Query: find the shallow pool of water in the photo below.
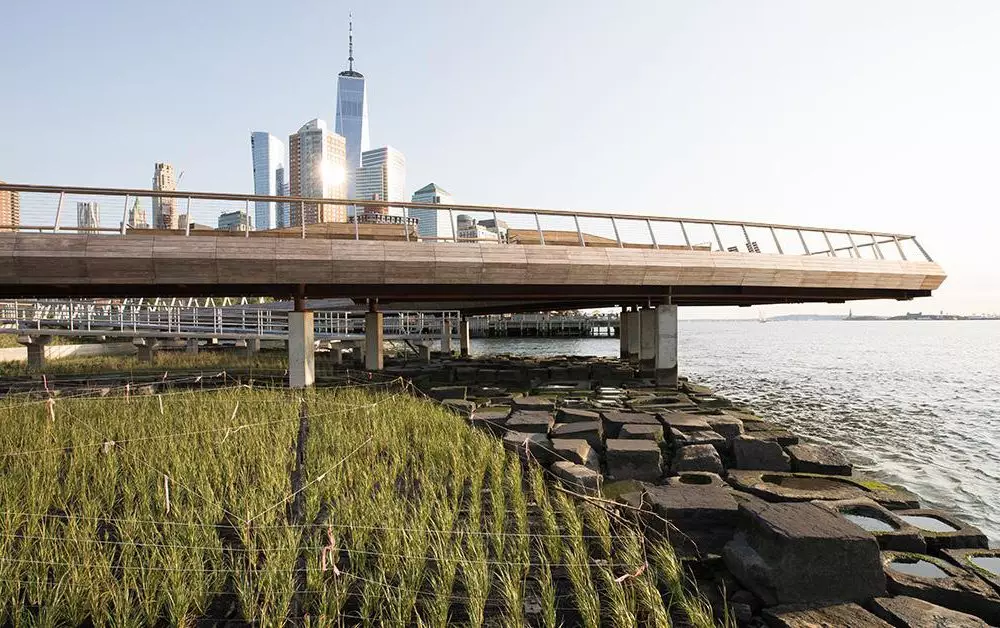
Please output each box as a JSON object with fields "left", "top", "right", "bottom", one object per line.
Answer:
{"left": 970, "top": 555, "right": 1000, "bottom": 576}
{"left": 888, "top": 558, "right": 950, "bottom": 579}
{"left": 899, "top": 514, "right": 959, "bottom": 532}
{"left": 842, "top": 512, "right": 896, "bottom": 532}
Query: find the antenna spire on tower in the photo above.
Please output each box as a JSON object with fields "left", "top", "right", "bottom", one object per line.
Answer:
{"left": 348, "top": 13, "right": 354, "bottom": 72}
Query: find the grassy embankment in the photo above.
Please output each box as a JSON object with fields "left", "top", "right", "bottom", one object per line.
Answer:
{"left": 0, "top": 351, "right": 290, "bottom": 378}
{"left": 0, "top": 384, "right": 721, "bottom": 626}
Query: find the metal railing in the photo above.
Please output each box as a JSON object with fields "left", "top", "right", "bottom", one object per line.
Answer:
{"left": 0, "top": 300, "right": 460, "bottom": 342}
{"left": 0, "top": 183, "right": 933, "bottom": 262}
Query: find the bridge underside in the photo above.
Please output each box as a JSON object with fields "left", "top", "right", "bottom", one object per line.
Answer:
{"left": 0, "top": 234, "right": 945, "bottom": 309}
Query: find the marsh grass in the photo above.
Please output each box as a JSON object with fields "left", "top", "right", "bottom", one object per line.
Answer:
{"left": 0, "top": 381, "right": 722, "bottom": 625}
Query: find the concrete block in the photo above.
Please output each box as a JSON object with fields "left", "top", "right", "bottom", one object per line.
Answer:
{"left": 787, "top": 443, "right": 853, "bottom": 475}
{"left": 732, "top": 435, "right": 791, "bottom": 471}
{"left": 605, "top": 439, "right": 662, "bottom": 482}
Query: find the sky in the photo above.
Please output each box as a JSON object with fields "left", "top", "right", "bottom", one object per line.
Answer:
{"left": 2, "top": 0, "right": 998, "bottom": 317}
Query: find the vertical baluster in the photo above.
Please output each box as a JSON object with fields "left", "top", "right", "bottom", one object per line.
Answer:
{"left": 711, "top": 223, "right": 724, "bottom": 252}
{"left": 575, "top": 215, "right": 586, "bottom": 247}
{"left": 647, "top": 219, "right": 659, "bottom": 250}
{"left": 611, "top": 217, "right": 623, "bottom": 248}
{"left": 770, "top": 227, "right": 784, "bottom": 254}
{"left": 822, "top": 231, "right": 836, "bottom": 257}
{"left": 679, "top": 221, "right": 692, "bottom": 250}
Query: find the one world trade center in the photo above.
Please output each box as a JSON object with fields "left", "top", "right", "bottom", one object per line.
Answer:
{"left": 335, "top": 15, "right": 370, "bottom": 206}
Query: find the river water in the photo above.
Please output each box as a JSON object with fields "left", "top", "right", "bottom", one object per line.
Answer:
{"left": 471, "top": 321, "right": 1000, "bottom": 545}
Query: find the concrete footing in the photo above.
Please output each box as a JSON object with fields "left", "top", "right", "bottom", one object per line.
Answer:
{"left": 133, "top": 338, "right": 158, "bottom": 365}
{"left": 288, "top": 311, "right": 315, "bottom": 388}
{"left": 441, "top": 319, "right": 453, "bottom": 355}
{"left": 639, "top": 308, "right": 656, "bottom": 372}
{"left": 655, "top": 304, "right": 678, "bottom": 387}
{"left": 365, "top": 311, "right": 384, "bottom": 370}
{"left": 18, "top": 335, "right": 51, "bottom": 371}
{"left": 625, "top": 310, "right": 640, "bottom": 362}
{"left": 185, "top": 338, "right": 199, "bottom": 354}
{"left": 619, "top": 307, "right": 630, "bottom": 359}
{"left": 417, "top": 343, "right": 432, "bottom": 363}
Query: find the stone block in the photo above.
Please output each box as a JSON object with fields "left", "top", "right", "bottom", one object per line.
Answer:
{"left": 815, "top": 498, "right": 926, "bottom": 553}
{"left": 704, "top": 414, "right": 745, "bottom": 441}
{"left": 605, "top": 439, "right": 662, "bottom": 482}
{"left": 723, "top": 500, "right": 886, "bottom": 606}
{"left": 665, "top": 471, "right": 726, "bottom": 488}
{"left": 502, "top": 431, "right": 555, "bottom": 466}
{"left": 601, "top": 411, "right": 659, "bottom": 438}
{"left": 505, "top": 410, "right": 554, "bottom": 434}
{"left": 550, "top": 438, "right": 600, "bottom": 470}
{"left": 749, "top": 429, "right": 800, "bottom": 446}
{"left": 728, "top": 470, "right": 920, "bottom": 509}
{"left": 658, "top": 412, "right": 712, "bottom": 433}
{"left": 550, "top": 421, "right": 603, "bottom": 452}
{"left": 644, "top": 483, "right": 739, "bottom": 556}
{"left": 671, "top": 444, "right": 724, "bottom": 475}
{"left": 732, "top": 435, "right": 791, "bottom": 471}
{"left": 511, "top": 396, "right": 556, "bottom": 412}
{"left": 619, "top": 423, "right": 664, "bottom": 442}
{"left": 469, "top": 407, "right": 511, "bottom": 436}
{"left": 496, "top": 369, "right": 523, "bottom": 384}
{"left": 669, "top": 428, "right": 726, "bottom": 451}
{"left": 942, "top": 549, "right": 1000, "bottom": 596}
{"left": 428, "top": 385, "right": 466, "bottom": 401}
{"left": 551, "top": 461, "right": 603, "bottom": 496}
{"left": 556, "top": 407, "right": 600, "bottom": 423}
{"left": 454, "top": 366, "right": 478, "bottom": 381}
{"left": 893, "top": 509, "right": 989, "bottom": 553}
{"left": 869, "top": 595, "right": 990, "bottom": 628}
{"left": 764, "top": 603, "right": 892, "bottom": 627}
{"left": 442, "top": 398, "right": 475, "bottom": 418}
{"left": 787, "top": 443, "right": 853, "bottom": 475}
{"left": 881, "top": 551, "right": 1000, "bottom": 624}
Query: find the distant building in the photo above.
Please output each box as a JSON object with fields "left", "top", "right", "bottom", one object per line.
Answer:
{"left": 335, "top": 15, "right": 370, "bottom": 202}
{"left": 288, "top": 119, "right": 348, "bottom": 226}
{"left": 152, "top": 162, "right": 178, "bottom": 229}
{"left": 218, "top": 210, "right": 251, "bottom": 231}
{"left": 250, "top": 132, "right": 289, "bottom": 230}
{"left": 77, "top": 202, "right": 100, "bottom": 231}
{"left": 456, "top": 214, "right": 508, "bottom": 243}
{"left": 0, "top": 181, "right": 19, "bottom": 230}
{"left": 124, "top": 198, "right": 149, "bottom": 230}
{"left": 350, "top": 193, "right": 419, "bottom": 230}
{"left": 411, "top": 183, "right": 454, "bottom": 241}
{"left": 356, "top": 146, "right": 406, "bottom": 216}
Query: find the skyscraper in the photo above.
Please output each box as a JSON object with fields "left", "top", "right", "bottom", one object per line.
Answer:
{"left": 356, "top": 146, "right": 406, "bottom": 214}
{"left": 411, "top": 183, "right": 454, "bottom": 241}
{"left": 0, "top": 181, "right": 19, "bottom": 230}
{"left": 124, "top": 198, "right": 149, "bottom": 229}
{"left": 250, "top": 132, "right": 289, "bottom": 230}
{"left": 152, "top": 162, "right": 178, "bottom": 229}
{"left": 335, "top": 15, "right": 370, "bottom": 201}
{"left": 288, "top": 119, "right": 348, "bottom": 226}
{"left": 218, "top": 210, "right": 251, "bottom": 231}
{"left": 77, "top": 201, "right": 100, "bottom": 231}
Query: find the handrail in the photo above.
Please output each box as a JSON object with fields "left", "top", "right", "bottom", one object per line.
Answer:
{"left": 0, "top": 182, "right": 919, "bottom": 240}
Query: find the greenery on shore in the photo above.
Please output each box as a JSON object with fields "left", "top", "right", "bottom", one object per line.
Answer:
{"left": 0, "top": 384, "right": 720, "bottom": 626}
{"left": 0, "top": 350, "right": 289, "bottom": 378}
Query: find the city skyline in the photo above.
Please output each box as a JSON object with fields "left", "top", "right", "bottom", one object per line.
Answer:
{"left": 335, "top": 14, "right": 371, "bottom": 204}
{"left": 250, "top": 131, "right": 289, "bottom": 229}
{"left": 76, "top": 201, "right": 100, "bottom": 230}
{"left": 288, "top": 118, "right": 348, "bottom": 226}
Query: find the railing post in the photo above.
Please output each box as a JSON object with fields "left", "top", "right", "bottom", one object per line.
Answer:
{"left": 911, "top": 237, "right": 932, "bottom": 262}
{"left": 354, "top": 212, "right": 360, "bottom": 240}
{"left": 797, "top": 229, "right": 810, "bottom": 254}
{"left": 711, "top": 223, "right": 724, "bottom": 252}
{"left": 574, "top": 215, "right": 586, "bottom": 247}
{"left": 53, "top": 191, "right": 65, "bottom": 232}
{"left": 449, "top": 208, "right": 457, "bottom": 243}
{"left": 610, "top": 217, "right": 623, "bottom": 248}
{"left": 245, "top": 200, "right": 251, "bottom": 238}
{"left": 646, "top": 219, "right": 659, "bottom": 250}
{"left": 493, "top": 210, "right": 503, "bottom": 244}
{"left": 846, "top": 232, "right": 860, "bottom": 258}
{"left": 120, "top": 194, "right": 131, "bottom": 235}
{"left": 822, "top": 231, "right": 837, "bottom": 257}
{"left": 869, "top": 234, "right": 885, "bottom": 260}
{"left": 184, "top": 197, "right": 192, "bottom": 236}
{"left": 679, "top": 221, "right": 692, "bottom": 250}
{"left": 769, "top": 227, "right": 784, "bottom": 254}
{"left": 893, "top": 236, "right": 907, "bottom": 261}
{"left": 534, "top": 212, "right": 546, "bottom": 245}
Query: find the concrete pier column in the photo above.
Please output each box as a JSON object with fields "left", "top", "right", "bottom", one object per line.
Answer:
{"left": 134, "top": 338, "right": 158, "bottom": 365}
{"left": 459, "top": 318, "right": 471, "bottom": 358}
{"left": 625, "top": 309, "right": 641, "bottom": 363}
{"left": 246, "top": 337, "right": 261, "bottom": 355}
{"left": 417, "top": 343, "right": 432, "bottom": 363}
{"left": 619, "top": 307, "right": 630, "bottom": 359}
{"left": 185, "top": 338, "right": 199, "bottom": 354}
{"left": 655, "top": 304, "right": 679, "bottom": 388}
{"left": 441, "top": 319, "right": 453, "bottom": 356}
{"left": 288, "top": 311, "right": 315, "bottom": 389}
{"left": 18, "top": 336, "right": 50, "bottom": 371}
{"left": 365, "top": 311, "right": 384, "bottom": 371}
{"left": 639, "top": 308, "right": 657, "bottom": 374}
{"left": 330, "top": 342, "right": 343, "bottom": 365}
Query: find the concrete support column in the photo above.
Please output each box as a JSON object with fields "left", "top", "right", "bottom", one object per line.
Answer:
{"left": 134, "top": 338, "right": 158, "bottom": 365}
{"left": 365, "top": 311, "right": 384, "bottom": 371}
{"left": 619, "top": 307, "right": 630, "bottom": 359}
{"left": 417, "top": 343, "right": 432, "bottom": 363}
{"left": 639, "top": 308, "right": 657, "bottom": 374}
{"left": 288, "top": 311, "right": 315, "bottom": 389}
{"left": 245, "top": 337, "right": 261, "bottom": 355}
{"left": 625, "top": 309, "right": 641, "bottom": 363}
{"left": 441, "top": 319, "right": 453, "bottom": 355}
{"left": 655, "top": 304, "right": 679, "bottom": 388}
{"left": 18, "top": 336, "right": 50, "bottom": 371}
{"left": 330, "top": 342, "right": 343, "bottom": 365}
{"left": 459, "top": 318, "right": 471, "bottom": 358}
{"left": 185, "top": 338, "right": 199, "bottom": 354}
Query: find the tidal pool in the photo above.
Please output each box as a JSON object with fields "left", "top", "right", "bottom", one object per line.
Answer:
{"left": 888, "top": 558, "right": 950, "bottom": 579}
{"left": 899, "top": 514, "right": 959, "bottom": 533}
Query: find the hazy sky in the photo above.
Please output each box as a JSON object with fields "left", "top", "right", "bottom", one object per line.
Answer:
{"left": 2, "top": 1, "right": 998, "bottom": 317}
